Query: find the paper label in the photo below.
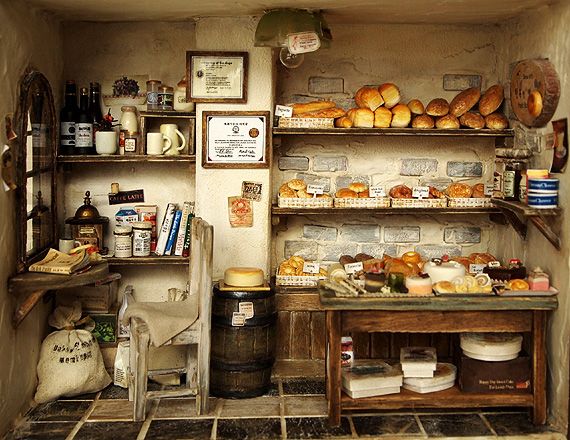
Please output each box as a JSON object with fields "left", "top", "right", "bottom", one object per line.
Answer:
{"left": 412, "top": 186, "right": 430, "bottom": 199}
{"left": 238, "top": 302, "right": 254, "bottom": 319}
{"left": 231, "top": 312, "right": 246, "bottom": 326}
{"left": 275, "top": 105, "right": 293, "bottom": 118}
{"left": 306, "top": 184, "right": 324, "bottom": 195}
{"left": 287, "top": 32, "right": 321, "bottom": 54}
{"left": 369, "top": 186, "right": 386, "bottom": 198}
{"left": 303, "top": 262, "right": 320, "bottom": 274}
{"left": 242, "top": 181, "right": 263, "bottom": 201}
{"left": 484, "top": 184, "right": 494, "bottom": 196}
{"left": 228, "top": 196, "right": 253, "bottom": 228}
{"left": 488, "top": 261, "right": 501, "bottom": 268}
{"left": 469, "top": 264, "right": 486, "bottom": 274}
{"left": 344, "top": 262, "right": 363, "bottom": 274}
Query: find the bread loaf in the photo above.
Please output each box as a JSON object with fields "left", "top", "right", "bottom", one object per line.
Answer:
{"left": 348, "top": 108, "right": 374, "bottom": 128}
{"left": 412, "top": 114, "right": 434, "bottom": 129}
{"left": 355, "top": 86, "right": 384, "bottom": 111}
{"left": 479, "top": 84, "right": 504, "bottom": 116}
{"left": 378, "top": 83, "right": 401, "bottom": 108}
{"left": 459, "top": 111, "right": 485, "bottom": 129}
{"left": 450, "top": 87, "right": 481, "bottom": 117}
{"left": 485, "top": 113, "right": 509, "bottom": 129}
{"left": 298, "top": 107, "right": 346, "bottom": 118}
{"left": 408, "top": 99, "right": 425, "bottom": 115}
{"left": 472, "top": 183, "right": 485, "bottom": 198}
{"left": 390, "top": 103, "right": 411, "bottom": 128}
{"left": 349, "top": 182, "right": 367, "bottom": 193}
{"left": 426, "top": 98, "right": 450, "bottom": 117}
{"left": 287, "top": 179, "right": 306, "bottom": 191}
{"left": 335, "top": 188, "right": 358, "bottom": 198}
{"left": 435, "top": 114, "right": 460, "bottom": 129}
{"left": 373, "top": 107, "right": 392, "bottom": 128}
{"left": 358, "top": 189, "right": 370, "bottom": 198}
{"left": 389, "top": 184, "right": 413, "bottom": 198}
{"left": 292, "top": 101, "right": 336, "bottom": 116}
{"left": 446, "top": 183, "right": 473, "bottom": 198}
{"left": 335, "top": 116, "right": 353, "bottom": 128}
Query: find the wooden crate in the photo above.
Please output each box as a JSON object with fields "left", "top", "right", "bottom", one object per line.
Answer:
{"left": 55, "top": 279, "right": 118, "bottom": 313}
{"left": 139, "top": 110, "right": 196, "bottom": 155}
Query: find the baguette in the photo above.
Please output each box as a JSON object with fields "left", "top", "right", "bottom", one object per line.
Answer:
{"left": 297, "top": 107, "right": 346, "bottom": 118}
{"left": 291, "top": 101, "right": 336, "bottom": 116}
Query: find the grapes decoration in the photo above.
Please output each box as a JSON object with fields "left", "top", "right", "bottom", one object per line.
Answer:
{"left": 112, "top": 76, "right": 140, "bottom": 97}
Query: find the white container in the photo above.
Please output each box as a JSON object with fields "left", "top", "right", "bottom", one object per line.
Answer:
{"left": 114, "top": 225, "right": 133, "bottom": 258}
{"left": 95, "top": 131, "right": 117, "bottom": 155}
{"left": 132, "top": 221, "right": 152, "bottom": 257}
{"left": 173, "top": 78, "right": 195, "bottom": 112}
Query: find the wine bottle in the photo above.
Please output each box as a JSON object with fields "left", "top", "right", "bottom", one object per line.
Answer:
{"left": 59, "top": 80, "right": 78, "bottom": 155}
{"left": 75, "top": 87, "right": 94, "bottom": 155}
{"left": 89, "top": 82, "right": 104, "bottom": 148}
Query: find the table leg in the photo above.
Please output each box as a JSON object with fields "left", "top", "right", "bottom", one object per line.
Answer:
{"left": 326, "top": 310, "right": 342, "bottom": 426}
{"left": 532, "top": 311, "right": 547, "bottom": 425}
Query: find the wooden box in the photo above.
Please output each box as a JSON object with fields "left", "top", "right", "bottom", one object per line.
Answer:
{"left": 89, "top": 303, "right": 119, "bottom": 344}
{"left": 139, "top": 110, "right": 195, "bottom": 155}
{"left": 458, "top": 353, "right": 531, "bottom": 393}
{"left": 56, "top": 280, "right": 118, "bottom": 313}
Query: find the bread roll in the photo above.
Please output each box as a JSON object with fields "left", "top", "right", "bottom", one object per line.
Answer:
{"left": 349, "top": 182, "right": 368, "bottom": 193}
{"left": 335, "top": 188, "right": 358, "bottom": 198}
{"left": 334, "top": 116, "right": 353, "bottom": 128}
{"left": 426, "top": 98, "right": 450, "bottom": 117}
{"left": 472, "top": 183, "right": 485, "bottom": 198}
{"left": 348, "top": 108, "right": 374, "bottom": 128}
{"left": 292, "top": 101, "right": 336, "bottom": 116}
{"left": 355, "top": 86, "right": 384, "bottom": 111}
{"left": 460, "top": 111, "right": 485, "bottom": 129}
{"left": 297, "top": 189, "right": 313, "bottom": 198}
{"left": 373, "top": 107, "right": 392, "bottom": 128}
{"left": 479, "top": 84, "right": 504, "bottom": 116}
{"left": 485, "top": 113, "right": 509, "bottom": 129}
{"left": 358, "top": 189, "right": 370, "bottom": 198}
{"left": 378, "top": 83, "right": 401, "bottom": 108}
{"left": 389, "top": 184, "right": 413, "bottom": 198}
{"left": 390, "top": 103, "right": 411, "bottom": 128}
{"left": 412, "top": 114, "right": 435, "bottom": 129}
{"left": 429, "top": 186, "right": 445, "bottom": 199}
{"left": 450, "top": 87, "right": 481, "bottom": 117}
{"left": 435, "top": 114, "right": 460, "bottom": 129}
{"left": 279, "top": 186, "right": 296, "bottom": 198}
{"left": 527, "top": 90, "right": 543, "bottom": 117}
{"left": 402, "top": 251, "right": 422, "bottom": 265}
{"left": 446, "top": 182, "right": 473, "bottom": 198}
{"left": 408, "top": 99, "right": 425, "bottom": 115}
{"left": 287, "top": 179, "right": 306, "bottom": 191}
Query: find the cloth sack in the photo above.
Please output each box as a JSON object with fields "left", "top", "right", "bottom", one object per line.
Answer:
{"left": 35, "top": 302, "right": 111, "bottom": 403}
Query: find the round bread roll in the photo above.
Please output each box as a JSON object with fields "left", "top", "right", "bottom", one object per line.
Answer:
{"left": 435, "top": 114, "right": 460, "bottom": 129}
{"left": 429, "top": 186, "right": 445, "bottom": 199}
{"left": 355, "top": 86, "right": 384, "bottom": 111}
{"left": 450, "top": 87, "right": 481, "bottom": 117}
{"left": 386, "top": 258, "right": 417, "bottom": 277}
{"left": 446, "top": 182, "right": 473, "bottom": 198}
{"left": 426, "top": 98, "right": 450, "bottom": 117}
{"left": 335, "top": 188, "right": 358, "bottom": 198}
{"left": 408, "top": 99, "right": 425, "bottom": 115}
{"left": 479, "top": 84, "right": 504, "bottom": 116}
{"left": 485, "top": 113, "right": 509, "bottom": 129}
{"left": 527, "top": 90, "right": 543, "bottom": 118}
{"left": 349, "top": 182, "right": 368, "bottom": 193}
{"left": 279, "top": 187, "right": 296, "bottom": 198}
{"left": 412, "top": 114, "right": 435, "bottom": 129}
{"left": 389, "top": 184, "right": 413, "bottom": 199}
{"left": 390, "top": 103, "right": 412, "bottom": 128}
{"left": 378, "top": 83, "right": 401, "bottom": 109}
{"left": 472, "top": 183, "right": 485, "bottom": 198}
{"left": 373, "top": 107, "right": 392, "bottom": 128}
{"left": 287, "top": 179, "right": 306, "bottom": 191}
{"left": 348, "top": 108, "right": 374, "bottom": 128}
{"left": 297, "top": 189, "right": 312, "bottom": 198}
{"left": 402, "top": 251, "right": 422, "bottom": 265}
{"left": 317, "top": 193, "right": 332, "bottom": 199}
{"left": 335, "top": 116, "right": 353, "bottom": 128}
{"left": 358, "top": 189, "right": 370, "bottom": 198}
{"left": 460, "top": 111, "right": 485, "bottom": 129}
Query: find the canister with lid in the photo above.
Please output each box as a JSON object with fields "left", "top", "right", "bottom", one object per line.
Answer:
{"left": 174, "top": 77, "right": 195, "bottom": 112}
{"left": 132, "top": 221, "right": 152, "bottom": 257}
{"left": 146, "top": 80, "right": 161, "bottom": 111}
{"left": 114, "top": 224, "right": 133, "bottom": 258}
{"left": 157, "top": 85, "right": 174, "bottom": 111}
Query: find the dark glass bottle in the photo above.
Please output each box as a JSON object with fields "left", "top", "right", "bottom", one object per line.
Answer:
{"left": 75, "top": 87, "right": 94, "bottom": 154}
{"left": 59, "top": 80, "right": 78, "bottom": 155}
{"left": 89, "top": 82, "right": 104, "bottom": 148}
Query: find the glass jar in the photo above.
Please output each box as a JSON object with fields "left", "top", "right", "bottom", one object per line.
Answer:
{"left": 504, "top": 160, "right": 527, "bottom": 201}
{"left": 157, "top": 85, "right": 174, "bottom": 111}
{"left": 132, "top": 221, "right": 152, "bottom": 257}
{"left": 114, "top": 225, "right": 132, "bottom": 258}
{"left": 173, "top": 78, "right": 195, "bottom": 112}
{"left": 146, "top": 80, "right": 161, "bottom": 111}
{"left": 119, "top": 106, "right": 139, "bottom": 155}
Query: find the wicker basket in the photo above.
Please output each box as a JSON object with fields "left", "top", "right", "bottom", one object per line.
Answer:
{"left": 275, "top": 270, "right": 326, "bottom": 287}
{"left": 278, "top": 117, "right": 334, "bottom": 129}
{"left": 278, "top": 197, "right": 333, "bottom": 208}
{"left": 333, "top": 197, "right": 391, "bottom": 208}
{"left": 447, "top": 197, "right": 493, "bottom": 208}
{"left": 390, "top": 198, "right": 447, "bottom": 208}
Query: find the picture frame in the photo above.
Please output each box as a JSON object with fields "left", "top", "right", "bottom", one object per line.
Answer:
{"left": 186, "top": 51, "right": 248, "bottom": 103}
{"left": 202, "top": 111, "right": 270, "bottom": 169}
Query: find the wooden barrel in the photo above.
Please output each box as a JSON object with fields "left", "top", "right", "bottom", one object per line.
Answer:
{"left": 210, "top": 284, "right": 276, "bottom": 398}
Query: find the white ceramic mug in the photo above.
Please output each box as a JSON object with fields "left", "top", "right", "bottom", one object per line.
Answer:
{"left": 160, "top": 124, "right": 186, "bottom": 155}
{"left": 146, "top": 132, "right": 172, "bottom": 155}
{"left": 95, "top": 131, "right": 117, "bottom": 155}
{"left": 59, "top": 238, "right": 80, "bottom": 253}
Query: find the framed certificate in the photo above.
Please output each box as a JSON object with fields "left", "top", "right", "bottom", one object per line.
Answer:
{"left": 186, "top": 51, "right": 248, "bottom": 103}
{"left": 202, "top": 111, "right": 270, "bottom": 168}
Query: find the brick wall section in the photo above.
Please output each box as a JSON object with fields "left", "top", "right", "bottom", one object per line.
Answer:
{"left": 335, "top": 175, "right": 371, "bottom": 190}
{"left": 415, "top": 244, "right": 462, "bottom": 260}
{"left": 447, "top": 161, "right": 483, "bottom": 177}
{"left": 313, "top": 156, "right": 348, "bottom": 172}
{"left": 341, "top": 224, "right": 380, "bottom": 242}
{"left": 295, "top": 173, "right": 331, "bottom": 192}
{"left": 384, "top": 226, "right": 421, "bottom": 243}
{"left": 278, "top": 156, "right": 309, "bottom": 171}
{"left": 303, "top": 225, "right": 337, "bottom": 241}
{"left": 308, "top": 77, "right": 344, "bottom": 94}
{"left": 400, "top": 158, "right": 438, "bottom": 176}
{"left": 444, "top": 227, "right": 482, "bottom": 244}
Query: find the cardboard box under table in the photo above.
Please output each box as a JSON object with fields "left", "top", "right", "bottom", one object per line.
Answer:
{"left": 459, "top": 354, "right": 531, "bottom": 393}
{"left": 55, "top": 279, "right": 118, "bottom": 313}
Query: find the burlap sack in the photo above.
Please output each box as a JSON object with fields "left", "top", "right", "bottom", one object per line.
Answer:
{"left": 35, "top": 302, "right": 111, "bottom": 403}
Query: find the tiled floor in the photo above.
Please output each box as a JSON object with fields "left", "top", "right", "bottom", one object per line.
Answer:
{"left": 3, "top": 378, "right": 564, "bottom": 440}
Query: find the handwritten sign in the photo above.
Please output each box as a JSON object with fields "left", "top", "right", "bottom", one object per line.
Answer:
{"left": 275, "top": 105, "right": 293, "bottom": 118}
{"left": 287, "top": 32, "right": 321, "bottom": 54}
{"left": 238, "top": 302, "right": 254, "bottom": 319}
{"left": 369, "top": 186, "right": 386, "bottom": 198}
{"left": 108, "top": 189, "right": 144, "bottom": 205}
{"left": 469, "top": 264, "right": 486, "bottom": 274}
{"left": 306, "top": 184, "right": 324, "bottom": 195}
{"left": 242, "top": 181, "right": 262, "bottom": 201}
{"left": 344, "top": 262, "right": 363, "bottom": 275}
{"left": 303, "top": 262, "right": 320, "bottom": 274}
{"left": 412, "top": 186, "right": 430, "bottom": 199}
{"left": 484, "top": 184, "right": 494, "bottom": 196}
{"left": 231, "top": 312, "right": 246, "bottom": 326}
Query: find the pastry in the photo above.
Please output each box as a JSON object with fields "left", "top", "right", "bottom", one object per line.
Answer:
{"left": 468, "top": 253, "right": 497, "bottom": 265}
{"left": 446, "top": 182, "right": 473, "bottom": 198}
{"left": 402, "top": 251, "right": 422, "bottom": 265}
{"left": 278, "top": 263, "right": 296, "bottom": 275}
{"left": 389, "top": 184, "right": 413, "bottom": 198}
{"left": 405, "top": 275, "right": 433, "bottom": 295}
{"left": 339, "top": 255, "right": 356, "bottom": 265}
{"left": 355, "top": 86, "right": 384, "bottom": 111}
{"left": 408, "top": 99, "right": 425, "bottom": 115}
{"left": 378, "top": 83, "right": 401, "bottom": 108}
{"left": 349, "top": 182, "right": 368, "bottom": 193}
{"left": 472, "top": 183, "right": 485, "bottom": 198}
{"left": 335, "top": 188, "right": 358, "bottom": 198}
{"left": 390, "top": 103, "right": 412, "bottom": 128}
{"left": 412, "top": 114, "right": 435, "bottom": 129}
{"left": 452, "top": 275, "right": 478, "bottom": 293}
{"left": 335, "top": 116, "right": 353, "bottom": 128}
{"left": 528, "top": 267, "right": 550, "bottom": 291}
{"left": 364, "top": 272, "right": 386, "bottom": 292}
{"left": 429, "top": 186, "right": 445, "bottom": 199}
{"left": 450, "top": 87, "right": 481, "bottom": 117}
{"left": 385, "top": 258, "right": 418, "bottom": 277}
{"left": 279, "top": 182, "right": 292, "bottom": 193}
{"left": 347, "top": 108, "right": 374, "bottom": 128}
{"left": 460, "top": 112, "right": 485, "bottom": 129}
{"left": 298, "top": 107, "right": 346, "bottom": 118}
{"left": 508, "top": 279, "right": 530, "bottom": 291}
{"left": 363, "top": 258, "right": 384, "bottom": 273}
{"left": 287, "top": 179, "right": 306, "bottom": 191}
{"left": 358, "top": 189, "right": 370, "bottom": 198}
{"left": 373, "top": 107, "right": 392, "bottom": 128}
{"left": 479, "top": 84, "right": 504, "bottom": 116}
{"left": 426, "top": 98, "right": 450, "bottom": 117}
{"left": 355, "top": 253, "right": 374, "bottom": 262}
{"left": 279, "top": 186, "right": 296, "bottom": 198}
{"left": 435, "top": 114, "right": 460, "bottom": 129}
{"left": 292, "top": 100, "right": 336, "bottom": 116}
{"left": 433, "top": 280, "right": 455, "bottom": 294}
{"left": 451, "top": 257, "right": 471, "bottom": 271}
{"left": 485, "top": 112, "right": 509, "bottom": 129}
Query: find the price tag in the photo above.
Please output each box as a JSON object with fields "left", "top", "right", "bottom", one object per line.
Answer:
{"left": 306, "top": 184, "right": 324, "bottom": 195}
{"left": 231, "top": 312, "right": 246, "bottom": 327}
{"left": 344, "top": 261, "right": 363, "bottom": 275}
{"left": 287, "top": 32, "right": 321, "bottom": 54}
{"left": 369, "top": 186, "right": 386, "bottom": 198}
{"left": 488, "top": 260, "right": 501, "bottom": 268}
{"left": 238, "top": 302, "right": 254, "bottom": 319}
{"left": 303, "top": 262, "right": 320, "bottom": 274}
{"left": 484, "top": 184, "right": 494, "bottom": 196}
{"left": 469, "top": 264, "right": 486, "bottom": 274}
{"left": 275, "top": 105, "right": 293, "bottom": 118}
{"left": 412, "top": 186, "right": 430, "bottom": 199}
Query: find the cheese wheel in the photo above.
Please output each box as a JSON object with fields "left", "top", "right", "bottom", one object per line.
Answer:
{"left": 224, "top": 267, "right": 264, "bottom": 287}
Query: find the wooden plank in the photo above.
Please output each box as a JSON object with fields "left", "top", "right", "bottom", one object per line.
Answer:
{"left": 390, "top": 334, "right": 410, "bottom": 358}
{"left": 492, "top": 198, "right": 561, "bottom": 217}
{"left": 408, "top": 333, "right": 431, "bottom": 347}
{"left": 290, "top": 311, "right": 311, "bottom": 359}
{"left": 57, "top": 155, "right": 196, "bottom": 164}
{"left": 532, "top": 311, "right": 547, "bottom": 424}
{"left": 326, "top": 311, "right": 342, "bottom": 426}
{"left": 311, "top": 312, "right": 326, "bottom": 360}
{"left": 351, "top": 332, "right": 371, "bottom": 359}
{"left": 273, "top": 127, "right": 514, "bottom": 137}
{"left": 272, "top": 359, "right": 325, "bottom": 378}
{"left": 370, "top": 333, "right": 391, "bottom": 359}
{"left": 276, "top": 311, "right": 291, "bottom": 360}
{"left": 106, "top": 256, "right": 189, "bottom": 266}
{"left": 342, "top": 311, "right": 533, "bottom": 333}
{"left": 431, "top": 334, "right": 453, "bottom": 358}
{"left": 530, "top": 216, "right": 562, "bottom": 250}
{"left": 276, "top": 293, "right": 322, "bottom": 311}
{"left": 272, "top": 206, "right": 501, "bottom": 216}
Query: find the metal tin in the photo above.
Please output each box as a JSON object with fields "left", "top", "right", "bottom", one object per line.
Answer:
{"left": 157, "top": 85, "right": 174, "bottom": 110}
{"left": 132, "top": 221, "right": 152, "bottom": 257}
{"left": 113, "top": 224, "right": 132, "bottom": 258}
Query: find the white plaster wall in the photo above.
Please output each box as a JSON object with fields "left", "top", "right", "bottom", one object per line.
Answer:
{"left": 0, "top": 2, "right": 63, "bottom": 435}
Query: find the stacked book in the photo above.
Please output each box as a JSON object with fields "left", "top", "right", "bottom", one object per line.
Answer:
{"left": 460, "top": 333, "right": 523, "bottom": 362}
{"left": 341, "top": 360, "right": 403, "bottom": 398}
{"left": 403, "top": 363, "right": 457, "bottom": 393}
{"left": 400, "top": 347, "right": 437, "bottom": 378}
{"left": 155, "top": 201, "right": 195, "bottom": 257}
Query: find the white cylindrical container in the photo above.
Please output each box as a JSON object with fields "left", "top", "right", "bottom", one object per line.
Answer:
{"left": 174, "top": 78, "right": 195, "bottom": 112}
{"left": 132, "top": 221, "right": 152, "bottom": 257}
{"left": 114, "top": 225, "right": 133, "bottom": 258}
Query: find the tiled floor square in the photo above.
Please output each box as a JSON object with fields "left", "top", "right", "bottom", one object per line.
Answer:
{"left": 264, "top": 381, "right": 280, "bottom": 396}
{"left": 352, "top": 414, "right": 421, "bottom": 436}
{"left": 284, "top": 396, "right": 327, "bottom": 416}
{"left": 484, "top": 412, "right": 547, "bottom": 435}
{"left": 88, "top": 399, "right": 133, "bottom": 421}
{"left": 145, "top": 419, "right": 214, "bottom": 440}
{"left": 286, "top": 417, "right": 351, "bottom": 439}
{"left": 26, "top": 401, "right": 91, "bottom": 422}
{"left": 419, "top": 413, "right": 492, "bottom": 437}
{"left": 282, "top": 379, "right": 326, "bottom": 395}
{"left": 4, "top": 421, "right": 77, "bottom": 440}
{"left": 73, "top": 421, "right": 143, "bottom": 439}
{"left": 216, "top": 418, "right": 282, "bottom": 440}
{"left": 154, "top": 397, "right": 218, "bottom": 419}
{"left": 220, "top": 396, "right": 281, "bottom": 418}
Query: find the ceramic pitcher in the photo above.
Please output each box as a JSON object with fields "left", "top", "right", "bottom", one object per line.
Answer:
{"left": 159, "top": 124, "right": 186, "bottom": 155}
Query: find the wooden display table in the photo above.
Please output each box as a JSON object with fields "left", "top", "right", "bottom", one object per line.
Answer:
{"left": 321, "top": 291, "right": 558, "bottom": 426}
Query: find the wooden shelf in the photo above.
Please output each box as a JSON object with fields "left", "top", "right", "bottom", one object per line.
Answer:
{"left": 104, "top": 256, "right": 189, "bottom": 266}
{"left": 139, "top": 111, "right": 195, "bottom": 118}
{"left": 272, "top": 205, "right": 501, "bottom": 216}
{"left": 273, "top": 127, "right": 514, "bottom": 137}
{"left": 491, "top": 198, "right": 561, "bottom": 216}
{"left": 57, "top": 155, "right": 196, "bottom": 164}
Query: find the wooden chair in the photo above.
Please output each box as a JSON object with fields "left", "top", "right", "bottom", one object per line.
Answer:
{"left": 128, "top": 218, "right": 213, "bottom": 421}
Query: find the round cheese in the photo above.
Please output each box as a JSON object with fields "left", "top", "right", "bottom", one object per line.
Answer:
{"left": 224, "top": 267, "right": 264, "bottom": 287}
{"left": 403, "top": 363, "right": 457, "bottom": 387}
{"left": 460, "top": 333, "right": 522, "bottom": 357}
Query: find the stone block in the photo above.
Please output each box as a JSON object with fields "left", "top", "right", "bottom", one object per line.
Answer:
{"left": 335, "top": 175, "right": 370, "bottom": 191}
{"left": 295, "top": 173, "right": 331, "bottom": 192}
{"left": 313, "top": 156, "right": 348, "bottom": 172}
{"left": 400, "top": 158, "right": 438, "bottom": 176}
{"left": 384, "top": 226, "right": 421, "bottom": 243}
{"left": 308, "top": 77, "right": 344, "bottom": 94}
{"left": 341, "top": 224, "right": 380, "bottom": 243}
{"left": 444, "top": 227, "right": 482, "bottom": 244}
{"left": 415, "top": 245, "right": 462, "bottom": 260}
{"left": 303, "top": 225, "right": 337, "bottom": 241}
{"left": 360, "top": 243, "right": 398, "bottom": 258}
{"left": 278, "top": 156, "right": 309, "bottom": 171}
{"left": 319, "top": 243, "right": 359, "bottom": 262}
{"left": 447, "top": 161, "right": 483, "bottom": 177}
{"left": 284, "top": 240, "right": 318, "bottom": 261}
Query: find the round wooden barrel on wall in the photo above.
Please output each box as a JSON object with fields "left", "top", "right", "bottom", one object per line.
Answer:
{"left": 210, "top": 284, "right": 276, "bottom": 398}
